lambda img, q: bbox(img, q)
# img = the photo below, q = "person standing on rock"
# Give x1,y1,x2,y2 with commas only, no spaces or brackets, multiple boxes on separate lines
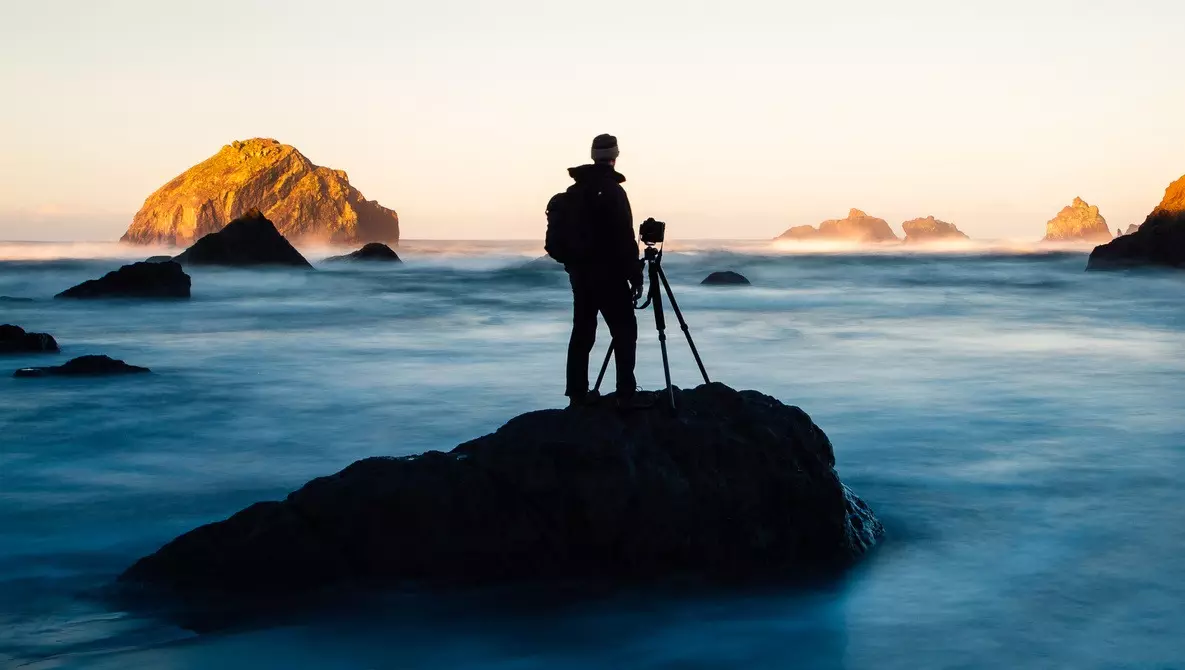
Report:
556,134,649,409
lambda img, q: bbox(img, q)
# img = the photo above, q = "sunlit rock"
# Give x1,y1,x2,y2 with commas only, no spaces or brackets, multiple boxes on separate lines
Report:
1043,197,1110,242
901,216,969,243
121,138,399,246
777,209,898,242
1088,175,1185,270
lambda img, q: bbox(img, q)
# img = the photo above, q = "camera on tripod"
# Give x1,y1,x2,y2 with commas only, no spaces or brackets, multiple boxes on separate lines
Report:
639,217,666,246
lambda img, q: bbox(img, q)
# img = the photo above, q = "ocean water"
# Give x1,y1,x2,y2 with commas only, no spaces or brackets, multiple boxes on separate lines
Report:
0,239,1182,669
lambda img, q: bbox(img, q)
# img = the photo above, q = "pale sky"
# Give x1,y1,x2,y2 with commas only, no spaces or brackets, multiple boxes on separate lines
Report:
1,0,1183,241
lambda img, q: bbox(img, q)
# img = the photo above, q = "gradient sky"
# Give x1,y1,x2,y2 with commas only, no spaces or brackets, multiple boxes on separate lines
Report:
1,0,1183,241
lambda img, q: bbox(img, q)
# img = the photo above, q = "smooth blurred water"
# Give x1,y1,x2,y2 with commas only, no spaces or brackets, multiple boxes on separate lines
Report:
0,240,1182,669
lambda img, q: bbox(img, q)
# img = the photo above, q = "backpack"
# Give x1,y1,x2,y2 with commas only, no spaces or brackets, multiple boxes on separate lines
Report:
545,184,592,264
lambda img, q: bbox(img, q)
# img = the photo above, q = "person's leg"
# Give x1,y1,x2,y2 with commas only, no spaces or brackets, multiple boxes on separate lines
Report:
599,278,638,396
565,273,599,398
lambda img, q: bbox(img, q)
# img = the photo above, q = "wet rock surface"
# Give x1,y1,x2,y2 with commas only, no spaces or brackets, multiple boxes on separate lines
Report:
118,383,882,625
14,354,150,378
701,271,751,285
324,242,402,263
55,261,191,299
0,324,59,353
172,210,313,268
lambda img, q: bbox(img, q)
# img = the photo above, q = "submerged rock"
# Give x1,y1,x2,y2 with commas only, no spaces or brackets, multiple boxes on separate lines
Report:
701,271,751,285
118,383,882,622
324,242,402,263
1043,197,1111,242
172,209,313,268
777,209,898,243
144,255,173,263
0,324,59,353
0,296,34,303
1088,175,1185,270
901,216,969,243
55,261,191,299
121,138,399,246
14,354,149,378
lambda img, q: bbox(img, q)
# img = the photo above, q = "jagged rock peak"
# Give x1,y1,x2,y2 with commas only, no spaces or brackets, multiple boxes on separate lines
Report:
1044,197,1110,243
122,139,399,247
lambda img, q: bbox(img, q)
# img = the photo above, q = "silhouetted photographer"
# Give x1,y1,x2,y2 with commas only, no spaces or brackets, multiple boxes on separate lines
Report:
546,134,650,409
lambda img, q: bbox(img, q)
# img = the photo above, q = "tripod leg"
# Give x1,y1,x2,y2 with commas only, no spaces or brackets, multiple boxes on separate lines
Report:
656,265,711,385
648,261,677,411
593,341,613,394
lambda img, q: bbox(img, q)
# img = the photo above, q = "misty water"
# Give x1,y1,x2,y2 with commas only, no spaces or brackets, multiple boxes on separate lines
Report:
1,240,1182,669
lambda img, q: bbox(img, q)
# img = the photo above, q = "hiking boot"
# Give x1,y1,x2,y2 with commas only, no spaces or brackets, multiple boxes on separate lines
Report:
567,390,601,409
616,390,657,411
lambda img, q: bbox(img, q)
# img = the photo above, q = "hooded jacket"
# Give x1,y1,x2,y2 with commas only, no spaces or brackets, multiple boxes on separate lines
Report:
566,163,641,282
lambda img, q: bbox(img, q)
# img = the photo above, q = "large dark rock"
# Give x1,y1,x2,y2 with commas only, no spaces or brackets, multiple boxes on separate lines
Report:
118,383,882,622
172,209,313,268
0,324,59,353
701,271,751,285
55,261,191,299
324,242,402,263
14,354,150,378
1088,175,1185,270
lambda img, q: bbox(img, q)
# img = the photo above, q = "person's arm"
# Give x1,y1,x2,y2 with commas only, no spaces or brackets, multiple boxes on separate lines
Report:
610,184,642,283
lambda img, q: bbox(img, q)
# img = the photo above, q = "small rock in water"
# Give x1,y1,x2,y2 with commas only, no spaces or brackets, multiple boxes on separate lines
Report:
701,271,751,285
324,242,402,263
0,324,59,354
144,255,174,263
15,354,150,378
55,261,191,299
0,296,34,302
172,209,313,268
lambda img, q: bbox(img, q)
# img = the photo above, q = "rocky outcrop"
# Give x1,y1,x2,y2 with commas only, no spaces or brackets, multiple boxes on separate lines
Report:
118,383,882,623
121,138,399,246
55,261,191,299
1088,175,1185,270
0,325,59,354
14,355,149,378
1122,223,1141,236
1043,197,1111,242
901,216,969,243
324,242,402,263
172,210,313,268
701,271,750,285
777,209,898,242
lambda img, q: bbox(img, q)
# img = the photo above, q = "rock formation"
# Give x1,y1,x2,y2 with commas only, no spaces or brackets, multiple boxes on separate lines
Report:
172,210,313,268
121,138,399,246
1087,175,1185,270
14,355,149,378
901,216,969,243
118,383,882,626
1123,223,1141,236
0,325,59,354
55,261,191,299
324,242,402,263
777,209,898,242
701,271,750,285
1043,197,1111,242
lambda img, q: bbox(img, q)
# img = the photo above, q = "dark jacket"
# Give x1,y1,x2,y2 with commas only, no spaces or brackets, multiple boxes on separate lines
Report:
566,163,641,282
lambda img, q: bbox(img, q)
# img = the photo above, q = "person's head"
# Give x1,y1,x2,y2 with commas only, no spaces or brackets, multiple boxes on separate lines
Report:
591,134,619,166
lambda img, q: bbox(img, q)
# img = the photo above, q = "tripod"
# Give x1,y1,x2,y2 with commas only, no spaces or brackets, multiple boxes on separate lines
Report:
593,244,710,410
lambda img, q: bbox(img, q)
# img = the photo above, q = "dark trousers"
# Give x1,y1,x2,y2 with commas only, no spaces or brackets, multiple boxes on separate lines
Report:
565,271,638,397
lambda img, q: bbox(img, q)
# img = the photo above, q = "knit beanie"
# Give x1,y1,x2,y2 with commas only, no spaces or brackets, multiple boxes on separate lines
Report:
591,134,620,163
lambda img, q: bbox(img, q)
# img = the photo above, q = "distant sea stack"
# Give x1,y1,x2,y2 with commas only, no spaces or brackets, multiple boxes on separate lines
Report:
901,216,968,243
121,139,399,246
1043,197,1111,243
1087,174,1185,270
777,209,898,243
